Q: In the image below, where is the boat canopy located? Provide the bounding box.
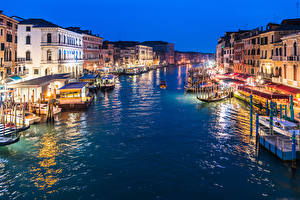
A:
[102,75,114,80]
[59,82,88,90]
[79,74,99,80]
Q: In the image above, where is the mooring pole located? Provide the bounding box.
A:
[250,95,253,136]
[256,113,259,139]
[292,131,296,169]
[291,95,294,122]
[275,102,277,118]
[280,104,282,120]
[266,100,269,116]
[270,102,273,135]
[285,105,288,121]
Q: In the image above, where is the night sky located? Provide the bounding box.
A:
[1,0,298,52]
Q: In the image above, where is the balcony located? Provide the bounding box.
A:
[17,58,32,64]
[272,76,283,84]
[258,72,272,79]
[41,42,82,48]
[272,56,283,61]
[287,56,300,61]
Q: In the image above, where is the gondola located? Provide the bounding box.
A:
[197,92,230,103]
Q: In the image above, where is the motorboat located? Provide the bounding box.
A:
[33,104,62,115]
[100,75,116,91]
[259,116,300,137]
[160,80,167,89]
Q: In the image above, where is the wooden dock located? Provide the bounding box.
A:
[258,126,300,161]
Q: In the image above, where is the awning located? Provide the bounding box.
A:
[238,86,289,100]
[267,83,300,95]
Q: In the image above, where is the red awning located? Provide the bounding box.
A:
[267,83,300,95]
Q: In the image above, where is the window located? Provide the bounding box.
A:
[0,29,2,36]
[294,42,297,56]
[59,34,61,43]
[59,50,62,60]
[284,44,287,57]
[15,36,17,44]
[34,69,39,75]
[6,34,12,42]
[47,50,52,61]
[26,26,31,32]
[26,51,31,61]
[26,36,31,45]
[0,43,4,51]
[257,48,260,55]
[294,65,297,81]
[47,33,52,43]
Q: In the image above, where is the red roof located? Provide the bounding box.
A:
[267,83,300,95]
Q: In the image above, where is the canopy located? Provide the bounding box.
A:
[267,83,300,95]
[238,86,289,100]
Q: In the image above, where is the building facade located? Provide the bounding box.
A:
[136,45,153,66]
[0,11,18,79]
[141,41,174,66]
[17,19,83,79]
[67,27,103,72]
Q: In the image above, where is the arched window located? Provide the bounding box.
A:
[265,50,267,59]
[26,35,31,44]
[294,65,297,81]
[47,50,52,61]
[59,50,62,60]
[275,48,278,56]
[26,51,31,61]
[7,50,12,61]
[64,50,66,60]
[257,48,260,55]
[58,34,61,43]
[279,48,282,56]
[47,33,52,43]
[64,35,66,44]
[284,44,287,56]
[294,42,297,56]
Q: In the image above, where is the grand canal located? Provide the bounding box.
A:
[1,66,300,199]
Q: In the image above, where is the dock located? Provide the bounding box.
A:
[258,125,300,161]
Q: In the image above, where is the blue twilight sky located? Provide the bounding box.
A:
[1,0,299,52]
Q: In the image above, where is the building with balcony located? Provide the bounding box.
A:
[17,19,83,79]
[0,10,18,80]
[67,27,103,72]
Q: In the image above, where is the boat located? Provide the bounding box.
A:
[33,104,62,115]
[59,82,94,110]
[197,92,230,103]
[160,81,167,89]
[100,75,116,91]
[0,135,20,146]
[259,116,300,137]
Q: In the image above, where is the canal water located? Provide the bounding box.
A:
[1,66,300,199]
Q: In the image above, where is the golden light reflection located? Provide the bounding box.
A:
[30,132,61,193]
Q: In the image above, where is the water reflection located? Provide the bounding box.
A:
[30,131,61,193]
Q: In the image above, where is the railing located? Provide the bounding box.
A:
[287,56,300,61]
[272,56,283,61]
[257,72,272,79]
[17,58,32,64]
[41,42,82,47]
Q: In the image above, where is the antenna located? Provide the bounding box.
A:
[297,0,299,17]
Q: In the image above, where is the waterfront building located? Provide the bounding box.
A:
[67,27,103,72]
[136,45,153,67]
[281,32,300,87]
[0,11,18,79]
[216,37,225,73]
[17,19,84,79]
[258,20,300,81]
[175,51,215,66]
[101,41,114,68]
[141,41,175,66]
[241,29,260,75]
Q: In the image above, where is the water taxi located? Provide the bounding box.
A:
[59,82,94,110]
[33,103,62,115]
[160,81,167,89]
[100,75,116,91]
